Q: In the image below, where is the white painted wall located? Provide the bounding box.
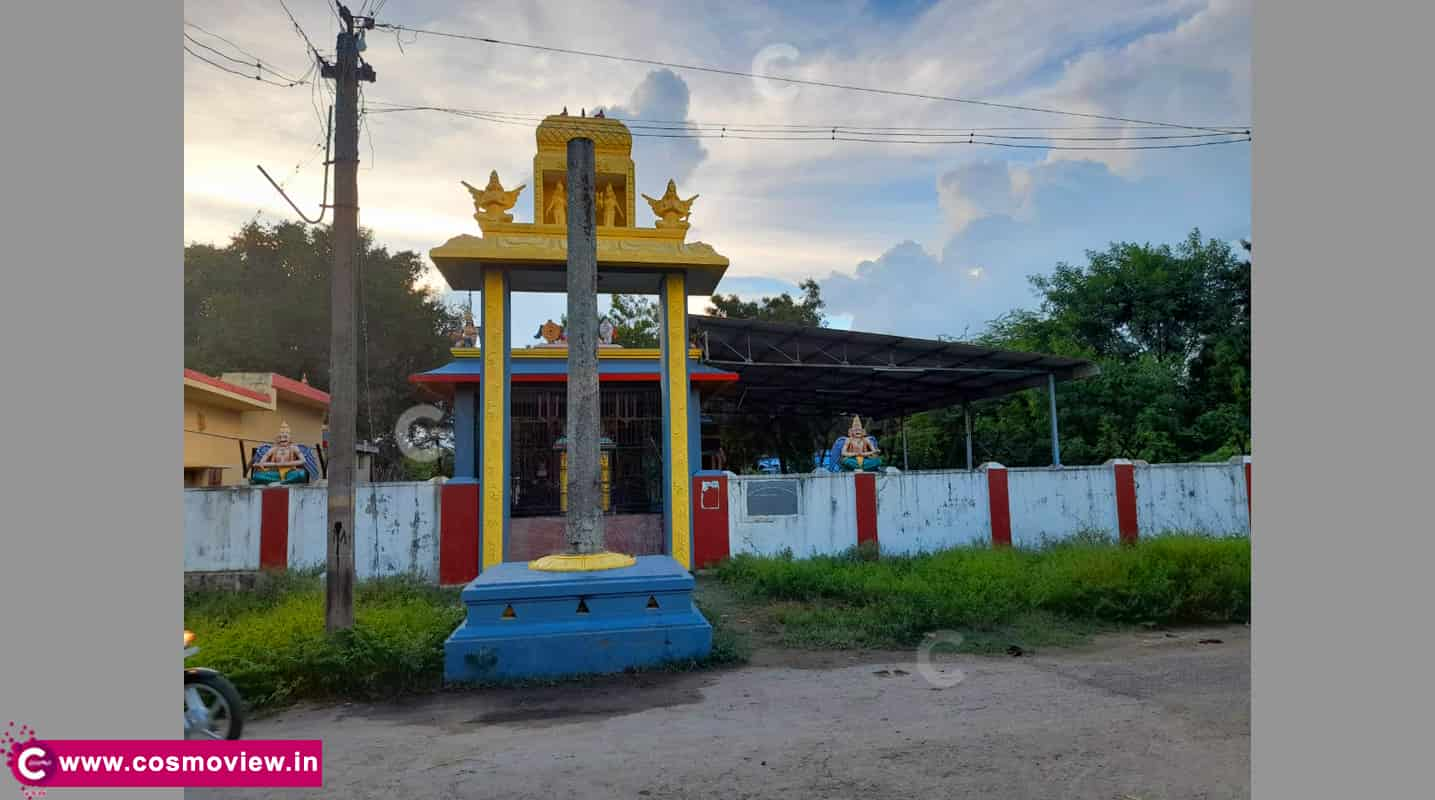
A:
[727,473,860,558]
[1006,466,1120,547]
[1134,463,1249,535]
[184,487,261,571]
[875,470,991,555]
[184,462,1251,576]
[286,485,327,572]
[355,483,442,580]
[186,482,441,579]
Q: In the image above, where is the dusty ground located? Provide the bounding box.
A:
[190,624,1248,800]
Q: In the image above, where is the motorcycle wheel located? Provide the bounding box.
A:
[184,673,244,740]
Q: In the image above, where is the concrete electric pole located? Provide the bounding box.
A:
[321,4,376,632]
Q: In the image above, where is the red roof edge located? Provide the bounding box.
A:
[408,372,739,385]
[271,373,331,406]
[183,369,273,404]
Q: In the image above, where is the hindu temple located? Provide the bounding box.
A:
[414,111,734,679]
[413,111,735,573]
[414,111,1101,680]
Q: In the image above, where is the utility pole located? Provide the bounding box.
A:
[564,136,604,555]
[321,4,376,632]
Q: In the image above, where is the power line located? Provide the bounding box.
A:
[833,135,1248,150]
[366,103,1246,141]
[184,45,308,87]
[184,21,306,75]
[184,32,254,67]
[362,99,1249,134]
[372,22,1238,134]
[364,104,1250,151]
[280,0,327,62]
[183,32,309,84]
[359,84,376,171]
[250,132,330,226]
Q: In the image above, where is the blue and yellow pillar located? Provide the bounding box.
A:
[479,266,511,569]
[659,272,693,569]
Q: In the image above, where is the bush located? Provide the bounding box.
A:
[185,573,750,709]
[184,575,464,708]
[715,534,1249,648]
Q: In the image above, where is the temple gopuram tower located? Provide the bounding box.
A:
[418,112,731,681]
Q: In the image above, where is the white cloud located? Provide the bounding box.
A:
[183,0,1250,341]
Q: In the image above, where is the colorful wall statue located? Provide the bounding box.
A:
[249,422,320,485]
[532,317,620,346]
[826,415,883,472]
[450,308,479,348]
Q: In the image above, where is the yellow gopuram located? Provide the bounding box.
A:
[420,111,732,575]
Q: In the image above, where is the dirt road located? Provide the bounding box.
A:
[190,625,1248,800]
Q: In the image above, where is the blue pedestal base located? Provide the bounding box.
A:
[443,555,712,682]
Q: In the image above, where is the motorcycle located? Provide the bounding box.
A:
[183,629,244,740]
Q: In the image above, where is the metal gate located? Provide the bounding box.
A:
[510,384,665,517]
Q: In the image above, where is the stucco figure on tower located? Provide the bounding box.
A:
[642,179,698,229]
[462,171,526,225]
[545,178,567,226]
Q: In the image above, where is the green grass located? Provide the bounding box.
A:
[185,534,1247,708]
[185,572,747,710]
[184,573,465,709]
[714,533,1250,651]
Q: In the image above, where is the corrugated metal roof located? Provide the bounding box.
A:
[691,315,1099,418]
[410,356,738,385]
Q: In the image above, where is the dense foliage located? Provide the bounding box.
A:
[706,278,827,326]
[184,221,461,478]
[903,231,1250,466]
[184,572,744,708]
[703,279,835,472]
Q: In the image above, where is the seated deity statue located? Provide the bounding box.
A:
[837,415,883,472]
[450,308,479,348]
[250,422,317,485]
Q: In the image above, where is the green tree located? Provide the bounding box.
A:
[185,221,461,478]
[707,278,826,326]
[903,230,1250,468]
[604,293,661,348]
[700,278,833,473]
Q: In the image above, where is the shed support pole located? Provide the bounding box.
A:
[963,401,973,471]
[1047,373,1061,466]
[901,416,909,471]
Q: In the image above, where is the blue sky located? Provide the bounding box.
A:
[183,0,1250,341]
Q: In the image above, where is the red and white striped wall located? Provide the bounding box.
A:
[694,457,1251,563]
[184,458,1252,580]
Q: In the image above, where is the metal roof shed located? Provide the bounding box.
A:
[690,315,1101,467]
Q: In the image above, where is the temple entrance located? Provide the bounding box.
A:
[508,383,667,561]
[416,110,737,574]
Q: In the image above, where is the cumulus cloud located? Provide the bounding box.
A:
[598,69,707,186]
[183,0,1250,342]
[938,160,1030,233]
[821,152,1251,339]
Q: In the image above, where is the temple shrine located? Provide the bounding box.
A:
[412,111,1101,680]
[415,112,731,679]
[413,111,734,572]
